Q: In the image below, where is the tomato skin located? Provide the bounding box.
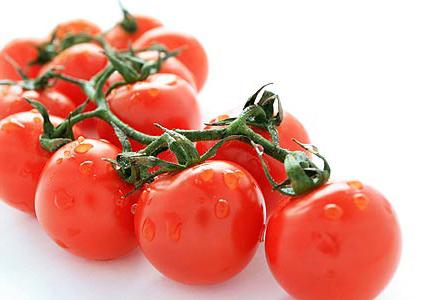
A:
[39,43,107,105]
[107,51,197,90]
[105,15,162,50]
[0,39,42,80]
[134,28,208,91]
[0,111,79,214]
[265,181,401,300]
[53,19,101,40]
[35,139,138,260]
[135,161,265,284]
[0,85,75,119]
[97,73,201,149]
[197,113,310,216]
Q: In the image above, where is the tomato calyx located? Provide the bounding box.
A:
[118,2,138,33]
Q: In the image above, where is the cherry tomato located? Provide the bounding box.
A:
[0,111,80,214]
[53,19,101,40]
[197,113,310,216]
[134,28,208,91]
[107,51,197,90]
[135,160,265,284]
[0,85,75,119]
[39,43,107,105]
[0,39,42,80]
[265,181,401,300]
[105,15,162,50]
[35,138,138,260]
[97,73,201,150]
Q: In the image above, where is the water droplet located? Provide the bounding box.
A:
[168,222,182,242]
[131,203,137,214]
[324,203,343,220]
[74,143,93,154]
[223,170,239,190]
[1,119,25,131]
[312,232,340,256]
[215,199,230,219]
[64,150,72,158]
[347,180,364,190]
[141,218,155,241]
[77,136,85,143]
[199,168,214,182]
[30,108,38,113]
[56,158,63,165]
[54,190,75,210]
[99,139,111,144]
[33,117,42,124]
[259,223,266,242]
[116,198,125,206]
[353,193,370,211]
[147,88,160,97]
[79,160,94,175]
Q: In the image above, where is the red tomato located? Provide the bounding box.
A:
[196,113,310,216]
[35,138,138,260]
[105,15,162,50]
[97,73,201,150]
[265,181,401,300]
[134,28,208,91]
[39,43,107,105]
[0,111,80,214]
[135,160,265,284]
[0,39,42,80]
[53,19,101,40]
[0,85,75,119]
[107,51,197,90]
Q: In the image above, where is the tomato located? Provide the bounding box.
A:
[97,73,201,150]
[0,85,75,119]
[265,181,401,300]
[105,15,162,50]
[0,39,42,80]
[107,51,197,90]
[134,28,208,91]
[39,43,107,105]
[0,111,80,214]
[53,19,101,40]
[135,160,264,284]
[196,113,310,216]
[35,138,138,260]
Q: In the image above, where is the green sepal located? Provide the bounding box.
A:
[118,2,138,33]
[156,124,200,166]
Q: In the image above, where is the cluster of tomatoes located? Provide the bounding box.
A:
[0,8,401,300]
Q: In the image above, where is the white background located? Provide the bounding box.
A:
[1,0,429,299]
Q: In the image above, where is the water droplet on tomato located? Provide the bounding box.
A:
[147,88,160,97]
[1,118,25,131]
[347,180,364,190]
[324,203,343,220]
[154,74,177,86]
[33,117,42,124]
[74,143,93,154]
[66,228,81,237]
[199,168,214,182]
[141,218,155,241]
[259,223,266,242]
[79,160,94,175]
[30,109,38,113]
[77,136,85,143]
[168,222,182,242]
[131,203,137,214]
[56,158,63,165]
[64,150,72,159]
[54,190,75,210]
[215,199,230,219]
[353,193,370,211]
[223,170,239,190]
